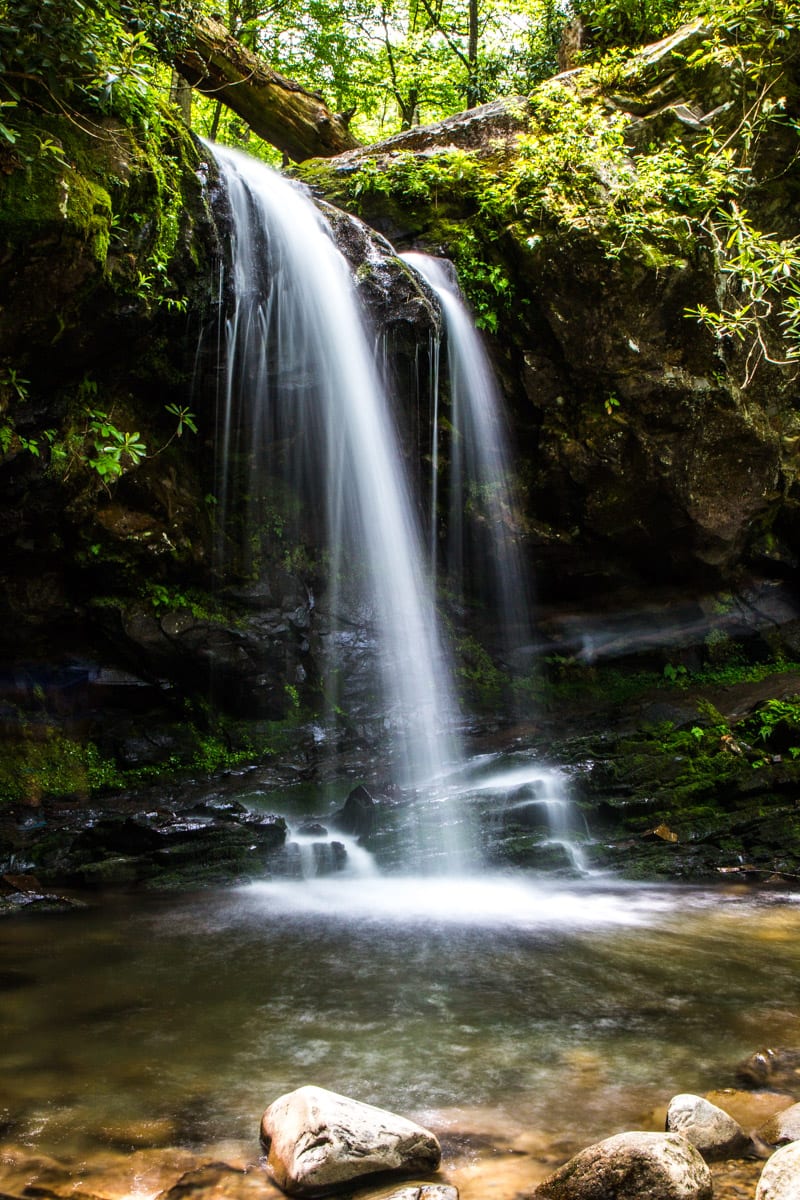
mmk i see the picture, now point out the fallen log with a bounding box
[175,15,359,162]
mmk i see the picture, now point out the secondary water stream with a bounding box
[400,252,532,664]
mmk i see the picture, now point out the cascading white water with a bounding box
[208,145,459,789]
[400,253,532,666]
[206,145,586,876]
[284,830,378,879]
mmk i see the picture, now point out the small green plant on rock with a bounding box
[687,205,800,386]
[744,696,800,756]
[86,410,146,480]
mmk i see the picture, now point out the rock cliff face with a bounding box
[298,21,800,632]
[0,112,441,785]
[2,18,800,796]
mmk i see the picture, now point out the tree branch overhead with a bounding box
[176,15,360,161]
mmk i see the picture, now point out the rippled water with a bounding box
[2,870,799,1169]
[1,756,798,1200]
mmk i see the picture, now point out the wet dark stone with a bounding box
[737,1048,800,1095]
[297,821,329,836]
[507,800,552,830]
[0,968,36,991]
[32,805,289,892]
[330,784,376,840]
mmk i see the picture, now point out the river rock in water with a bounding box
[757,1101,800,1147]
[755,1142,800,1200]
[260,1085,441,1196]
[737,1048,800,1094]
[665,1093,751,1160]
[704,1090,795,1135]
[533,1131,712,1200]
[329,786,376,840]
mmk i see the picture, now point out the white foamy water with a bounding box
[208,144,459,789]
[239,874,677,928]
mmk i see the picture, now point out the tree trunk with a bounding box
[169,69,193,128]
[175,15,360,162]
[466,0,480,108]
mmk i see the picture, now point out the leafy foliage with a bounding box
[573,0,684,54]
[688,205,800,382]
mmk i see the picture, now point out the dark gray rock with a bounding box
[330,785,376,840]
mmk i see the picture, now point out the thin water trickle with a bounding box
[400,252,533,666]
[284,830,378,880]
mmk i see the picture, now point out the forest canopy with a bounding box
[1,0,799,371]
[0,0,757,152]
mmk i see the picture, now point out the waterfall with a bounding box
[207,144,459,787]
[205,146,587,878]
[400,253,532,667]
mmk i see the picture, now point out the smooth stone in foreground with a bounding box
[758,1100,800,1146]
[260,1086,441,1197]
[533,1131,713,1200]
[666,1093,751,1160]
[756,1142,800,1200]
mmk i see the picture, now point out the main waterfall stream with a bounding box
[1,148,796,1200]
[210,145,459,791]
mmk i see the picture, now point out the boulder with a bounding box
[665,1093,751,1160]
[758,1101,800,1147]
[756,1142,800,1200]
[260,1085,441,1197]
[329,786,376,840]
[365,1189,457,1200]
[534,1131,713,1200]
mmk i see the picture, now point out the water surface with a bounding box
[2,872,798,1166]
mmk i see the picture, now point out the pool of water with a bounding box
[1,760,798,1199]
[2,875,798,1158]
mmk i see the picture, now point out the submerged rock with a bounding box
[737,1048,800,1095]
[158,1162,267,1200]
[756,1142,800,1200]
[665,1093,751,1160]
[365,1188,458,1200]
[533,1131,713,1200]
[260,1085,441,1197]
[704,1090,794,1139]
